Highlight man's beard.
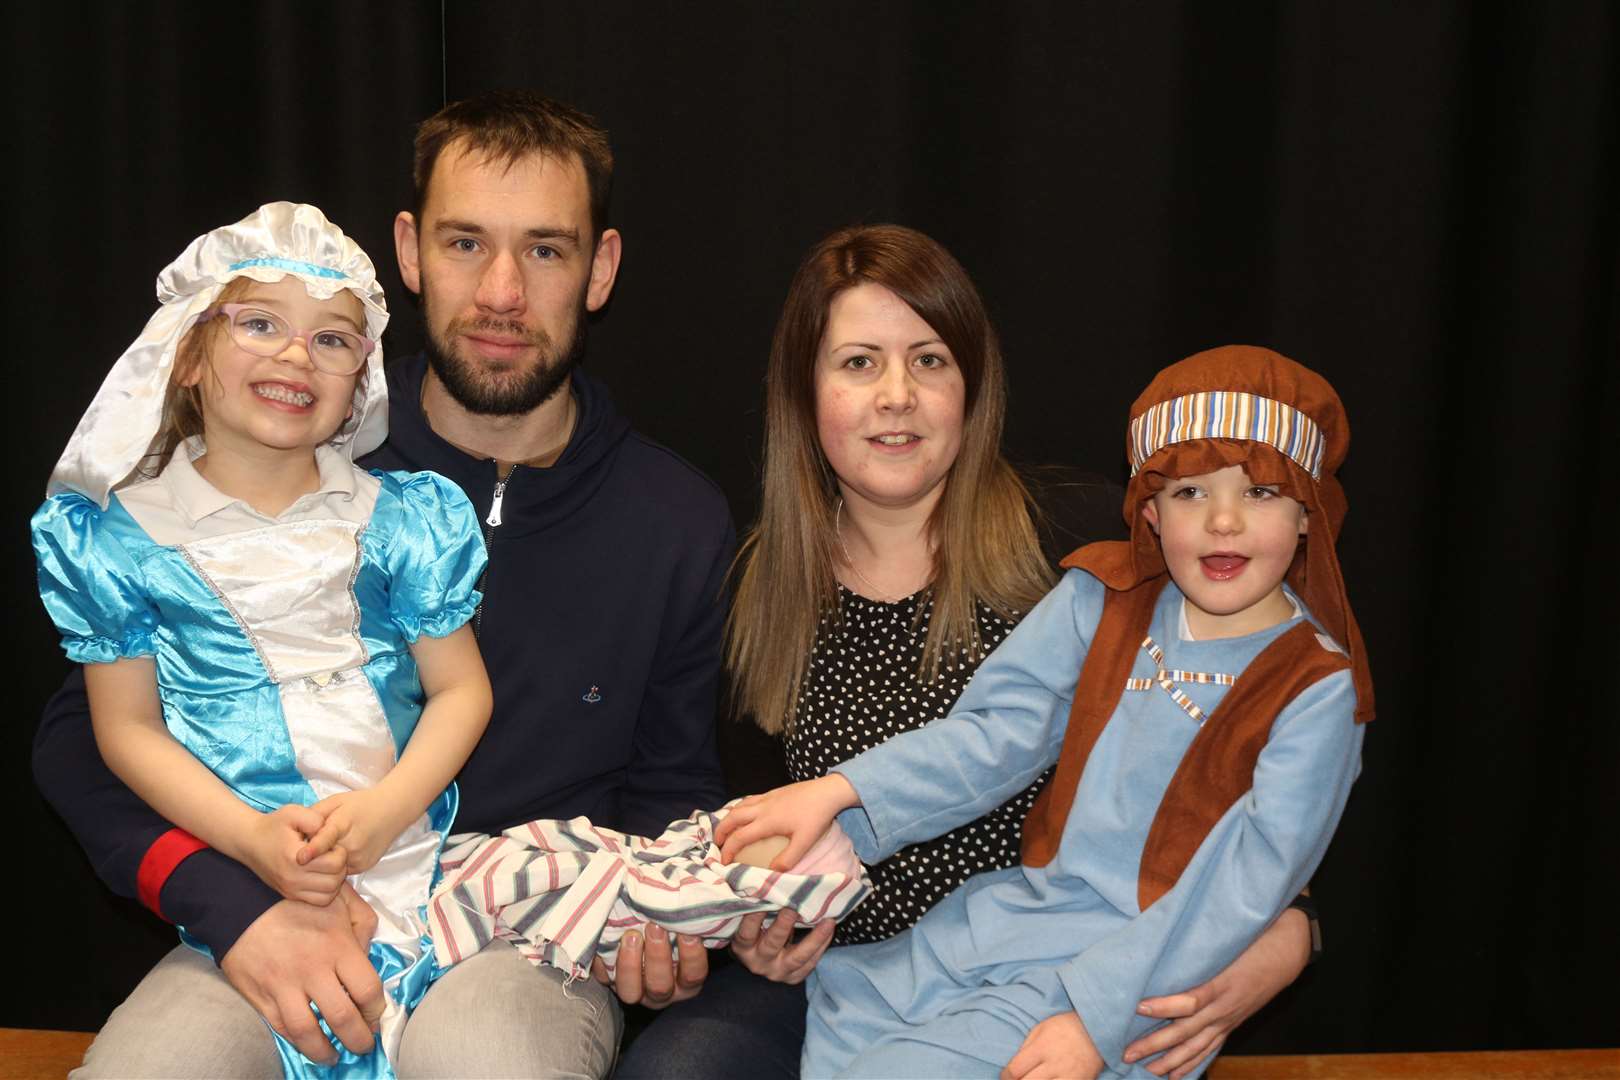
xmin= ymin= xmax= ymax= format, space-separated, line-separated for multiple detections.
xmin=422 ymin=294 xmax=589 ymax=417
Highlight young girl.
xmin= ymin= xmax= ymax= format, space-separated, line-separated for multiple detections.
xmin=718 ymin=345 xmax=1374 ymax=1079
xmin=32 ymin=202 xmax=492 ymax=1077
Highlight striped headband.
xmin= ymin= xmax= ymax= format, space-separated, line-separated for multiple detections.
xmin=1128 ymin=390 xmax=1326 ymax=479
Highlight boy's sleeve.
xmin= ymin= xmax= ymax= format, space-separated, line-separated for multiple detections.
xmin=32 ymin=493 xmax=159 ymax=664
xmin=384 ymin=471 xmax=488 ymax=641
xmin=1057 ymin=671 xmax=1363 ymax=1071
xmin=831 ymin=570 xmax=1104 ymax=862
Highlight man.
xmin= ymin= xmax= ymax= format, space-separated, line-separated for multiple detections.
xmin=34 ymin=90 xmax=730 ymax=1077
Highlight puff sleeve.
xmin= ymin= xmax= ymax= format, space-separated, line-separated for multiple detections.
xmin=383 ymin=470 xmax=487 ymax=642
xmin=32 ymin=493 xmax=160 ymax=664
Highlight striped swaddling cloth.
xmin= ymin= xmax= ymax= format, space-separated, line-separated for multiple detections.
xmin=427 ymin=802 xmax=871 ymax=980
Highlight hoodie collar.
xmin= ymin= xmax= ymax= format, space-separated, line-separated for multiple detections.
xmin=380 ymin=353 xmax=631 ymax=538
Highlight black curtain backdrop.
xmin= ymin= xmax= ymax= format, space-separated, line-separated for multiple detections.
xmin=6 ymin=1 xmax=1616 ymax=1057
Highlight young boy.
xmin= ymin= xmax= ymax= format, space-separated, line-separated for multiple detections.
xmin=717 ymin=345 xmax=1374 ymax=1079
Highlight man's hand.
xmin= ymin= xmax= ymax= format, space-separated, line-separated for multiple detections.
xmin=336 ymin=880 xmax=380 ymax=945
xmin=731 ymin=908 xmax=834 ymax=985
xmin=219 ymin=886 xmax=384 ymax=1064
xmin=714 ymin=775 xmax=858 ymax=869
xmin=590 ymin=924 xmax=709 ymax=1008
xmin=238 ymin=804 xmax=348 ymax=906
xmin=299 ymin=789 xmax=400 ymax=876
xmin=1002 ymin=1011 xmax=1104 ymax=1080
xmin=1123 ymin=908 xmax=1312 ymax=1078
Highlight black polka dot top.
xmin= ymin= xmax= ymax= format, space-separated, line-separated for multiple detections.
xmin=783 ymin=584 xmax=1056 ymax=946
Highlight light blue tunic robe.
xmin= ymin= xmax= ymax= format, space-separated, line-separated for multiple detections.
xmin=33 ymin=458 xmax=486 ymax=1079
xmin=808 ymin=569 xmax=1362 ymax=1079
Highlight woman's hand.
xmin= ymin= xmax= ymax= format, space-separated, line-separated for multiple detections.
xmin=731 ymin=908 xmax=836 ymax=984
xmin=715 ymin=775 xmax=859 ymax=869
xmin=1001 ymin=1011 xmax=1103 ymax=1080
xmin=1122 ymin=908 xmax=1312 ymax=1078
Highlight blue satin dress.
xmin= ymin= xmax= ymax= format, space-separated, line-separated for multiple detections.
xmin=32 ymin=462 xmax=486 ymax=1079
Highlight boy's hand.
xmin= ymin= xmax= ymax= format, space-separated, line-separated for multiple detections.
xmin=300 ymin=790 xmax=402 ymax=876
xmin=714 ymin=775 xmax=858 ymax=870
xmin=240 ymin=804 xmax=348 ymax=906
xmin=1002 ymin=1011 xmax=1104 ymax=1080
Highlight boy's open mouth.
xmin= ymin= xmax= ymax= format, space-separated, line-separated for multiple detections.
xmin=1199 ymin=554 xmax=1248 ymax=580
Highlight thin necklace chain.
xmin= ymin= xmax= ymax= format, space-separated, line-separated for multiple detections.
xmin=835 ymin=498 xmax=904 ymax=604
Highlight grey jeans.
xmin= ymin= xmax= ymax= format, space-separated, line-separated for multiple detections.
xmin=73 ymin=941 xmax=622 ymax=1079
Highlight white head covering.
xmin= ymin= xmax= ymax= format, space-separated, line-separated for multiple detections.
xmin=49 ymin=201 xmax=391 ymax=507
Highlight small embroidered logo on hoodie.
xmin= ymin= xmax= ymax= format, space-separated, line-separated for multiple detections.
xmin=582 ymin=685 xmax=602 ymax=703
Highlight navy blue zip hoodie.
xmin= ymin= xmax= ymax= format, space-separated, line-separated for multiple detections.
xmin=33 ymin=353 xmax=732 ymax=958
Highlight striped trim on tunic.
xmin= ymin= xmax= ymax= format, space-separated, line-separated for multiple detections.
xmin=1123 ymin=635 xmax=1238 ymax=726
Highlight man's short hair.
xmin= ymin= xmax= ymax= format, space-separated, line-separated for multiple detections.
xmin=413 ymin=90 xmax=614 ymax=237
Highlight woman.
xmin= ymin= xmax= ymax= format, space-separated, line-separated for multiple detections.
xmin=617 ymin=225 xmax=1311 ymax=1080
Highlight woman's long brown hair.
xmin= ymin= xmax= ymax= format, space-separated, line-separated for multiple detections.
xmin=728 ymin=225 xmax=1054 ymax=734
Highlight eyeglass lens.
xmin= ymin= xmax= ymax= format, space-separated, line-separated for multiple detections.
xmin=229 ymin=308 xmax=366 ymax=374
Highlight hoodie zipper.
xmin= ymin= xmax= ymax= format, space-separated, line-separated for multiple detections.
xmin=475 ymin=464 xmax=516 ymax=636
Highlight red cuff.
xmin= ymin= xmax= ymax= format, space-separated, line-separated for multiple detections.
xmin=136 ymin=828 xmax=210 ymax=920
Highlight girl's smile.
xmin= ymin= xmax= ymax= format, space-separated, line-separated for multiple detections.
xmin=251 ymin=381 xmax=317 ymax=409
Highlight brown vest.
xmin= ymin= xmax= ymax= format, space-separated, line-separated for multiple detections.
xmin=1021 ymin=573 xmax=1351 ymax=911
